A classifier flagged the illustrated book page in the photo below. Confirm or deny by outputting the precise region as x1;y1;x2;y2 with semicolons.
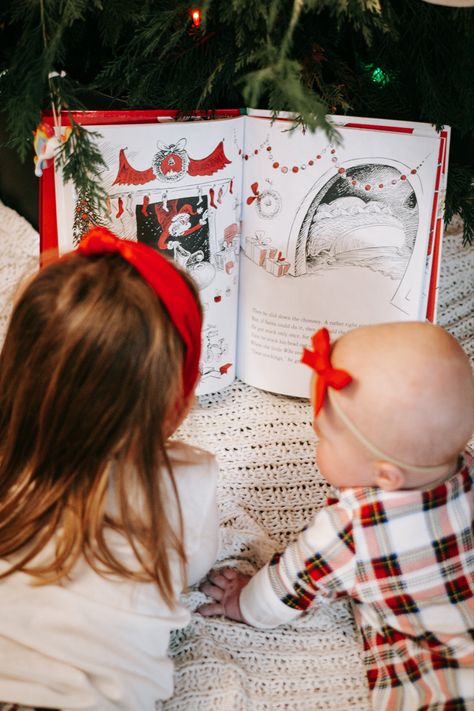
40;110;449;398
236;112;448;397
43;112;244;396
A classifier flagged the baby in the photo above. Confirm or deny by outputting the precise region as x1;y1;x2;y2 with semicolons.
200;322;474;711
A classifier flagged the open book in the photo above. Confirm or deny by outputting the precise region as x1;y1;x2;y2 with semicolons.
40;109;450;397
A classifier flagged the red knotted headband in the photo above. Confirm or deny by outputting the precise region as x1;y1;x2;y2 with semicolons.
301;328;352;414
76;227;202;398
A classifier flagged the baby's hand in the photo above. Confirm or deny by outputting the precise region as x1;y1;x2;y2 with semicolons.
198;567;251;623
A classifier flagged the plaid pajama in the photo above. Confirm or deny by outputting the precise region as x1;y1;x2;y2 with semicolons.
266;453;474;711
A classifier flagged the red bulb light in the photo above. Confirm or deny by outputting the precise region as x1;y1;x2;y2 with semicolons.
190;8;201;27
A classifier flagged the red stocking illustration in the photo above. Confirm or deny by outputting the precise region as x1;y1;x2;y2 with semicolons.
209;187;217;209
141;195;150;217
115;197;124;218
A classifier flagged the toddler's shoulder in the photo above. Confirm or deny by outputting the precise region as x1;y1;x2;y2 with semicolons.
167;440;218;481
166;442;218;529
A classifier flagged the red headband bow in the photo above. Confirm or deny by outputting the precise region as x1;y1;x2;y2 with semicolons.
77;227;202;399
301;328;352;415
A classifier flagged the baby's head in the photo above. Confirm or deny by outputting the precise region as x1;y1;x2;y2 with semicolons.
305;323;474;491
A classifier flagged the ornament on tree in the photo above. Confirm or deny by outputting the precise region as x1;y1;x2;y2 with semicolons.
422;0;473;5
33;122;61;177
33;71;71;177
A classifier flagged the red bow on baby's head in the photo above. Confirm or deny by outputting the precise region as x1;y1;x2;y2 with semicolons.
77;227;202;399
301;328;352;415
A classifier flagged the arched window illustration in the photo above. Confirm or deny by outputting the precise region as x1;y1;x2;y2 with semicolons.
286;163;421;313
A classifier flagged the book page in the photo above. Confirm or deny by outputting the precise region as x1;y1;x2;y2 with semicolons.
53;117;244;396
237;115;441;397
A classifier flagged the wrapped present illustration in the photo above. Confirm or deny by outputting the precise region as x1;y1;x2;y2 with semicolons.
245;233;277;267
265;251;290;277
214;243;236;274
224;222;240;246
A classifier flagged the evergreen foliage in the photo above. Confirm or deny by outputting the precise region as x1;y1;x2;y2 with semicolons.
0;0;472;242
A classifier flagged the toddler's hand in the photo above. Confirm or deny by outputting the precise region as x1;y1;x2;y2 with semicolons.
198;567;251;623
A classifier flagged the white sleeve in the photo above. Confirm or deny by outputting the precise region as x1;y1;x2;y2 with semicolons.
185;478;220;586
239;501;356;629
178;452;220;587
240;563;303;628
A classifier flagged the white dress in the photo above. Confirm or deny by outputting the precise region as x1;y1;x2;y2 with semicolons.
0;441;219;711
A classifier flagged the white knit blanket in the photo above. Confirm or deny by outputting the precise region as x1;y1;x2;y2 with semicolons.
0;202;472;711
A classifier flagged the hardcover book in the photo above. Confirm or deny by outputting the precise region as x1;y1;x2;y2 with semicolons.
40;109;450;396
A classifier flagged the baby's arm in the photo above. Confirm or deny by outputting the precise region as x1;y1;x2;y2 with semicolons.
199;501;356;628
199;568;251;623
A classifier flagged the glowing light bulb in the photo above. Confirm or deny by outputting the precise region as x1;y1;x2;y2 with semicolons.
190;8;201;27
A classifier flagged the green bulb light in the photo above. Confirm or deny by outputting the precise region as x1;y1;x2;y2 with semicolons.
363;63;391;86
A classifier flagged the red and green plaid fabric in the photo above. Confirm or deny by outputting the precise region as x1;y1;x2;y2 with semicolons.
266;453;474;710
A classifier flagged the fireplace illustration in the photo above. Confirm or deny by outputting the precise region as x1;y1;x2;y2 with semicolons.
286;162;423;314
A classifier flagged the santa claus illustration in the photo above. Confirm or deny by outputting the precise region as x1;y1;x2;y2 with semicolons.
154;200;208;251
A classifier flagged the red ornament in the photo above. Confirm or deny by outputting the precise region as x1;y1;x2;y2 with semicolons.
292;166;299;173
338;167;345;174
364;184;371;191
190;8;201;27
379;183;384;188
273;162;279;169
400;175;407;181
411;169;417;174
308;160;314;166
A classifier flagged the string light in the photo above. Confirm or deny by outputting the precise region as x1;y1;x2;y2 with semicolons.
190;8;201;28
363;63;391;86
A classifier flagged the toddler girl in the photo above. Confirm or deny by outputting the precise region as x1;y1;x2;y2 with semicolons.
200;322;474;711
0;228;219;710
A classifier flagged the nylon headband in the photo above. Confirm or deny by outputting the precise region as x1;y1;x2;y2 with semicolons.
327;390;452;476
76;227;202;398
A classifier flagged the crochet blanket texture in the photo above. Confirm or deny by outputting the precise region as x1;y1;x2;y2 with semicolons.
0;202;472;711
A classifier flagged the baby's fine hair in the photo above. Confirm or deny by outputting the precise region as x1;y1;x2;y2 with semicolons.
0;251;201;606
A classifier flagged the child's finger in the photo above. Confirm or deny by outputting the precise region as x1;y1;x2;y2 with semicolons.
199;581;224;601
206;570;233;589
197;602;224;617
